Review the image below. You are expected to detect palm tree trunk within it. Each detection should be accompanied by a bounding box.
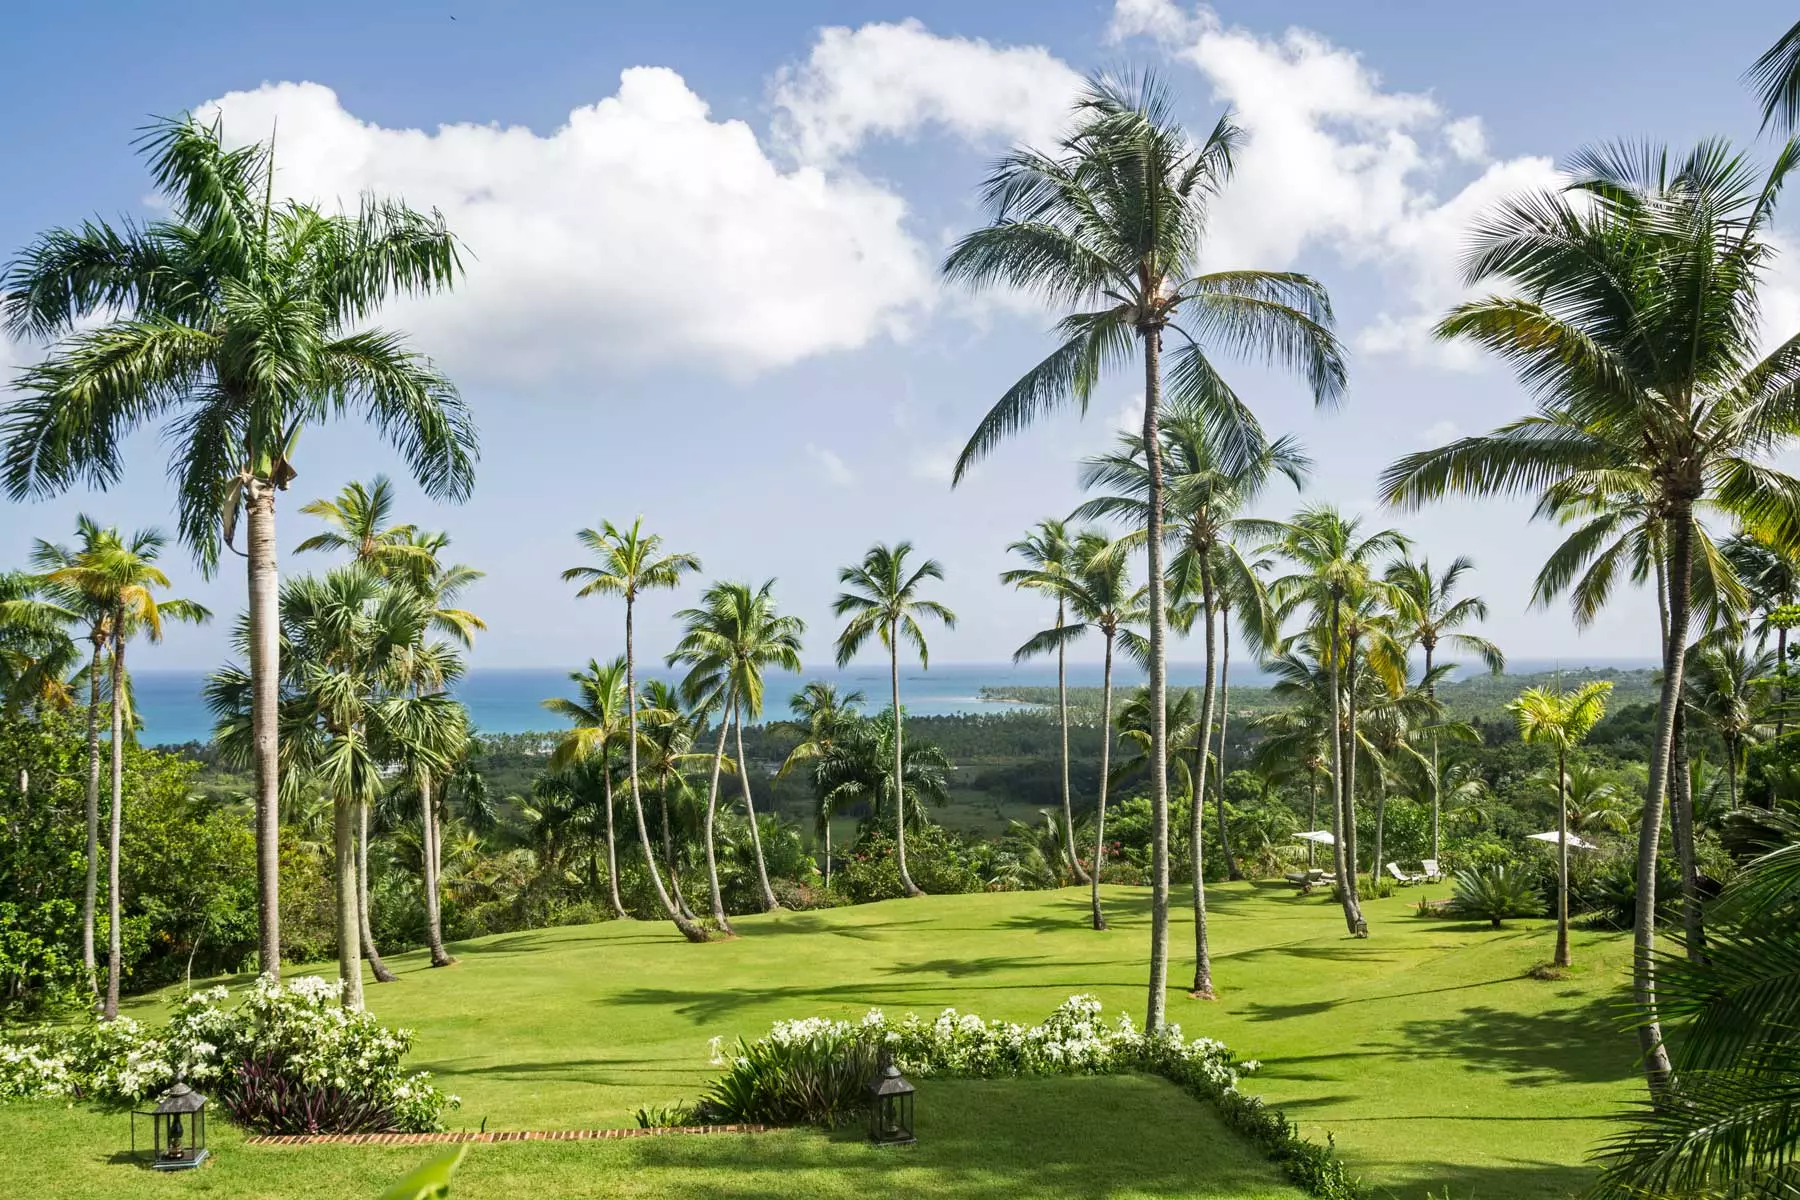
[334,792,363,1009]
[1091,633,1116,931]
[1329,593,1366,937]
[1671,710,1704,963]
[734,708,780,912]
[1191,564,1218,997]
[702,706,734,933]
[102,637,125,1021]
[1426,642,1441,863]
[624,596,709,943]
[83,639,103,998]
[357,798,397,984]
[421,773,453,967]
[600,767,627,920]
[1058,597,1087,885]
[1777,625,1789,743]
[246,480,283,979]
[824,821,832,891]
[1345,644,1364,886]
[891,631,922,897]
[1217,605,1240,881]
[1726,737,1740,811]
[1142,324,1173,1033]
[1634,508,1689,1095]
[1556,747,1571,968]
[662,783,696,920]
[1307,771,1318,869]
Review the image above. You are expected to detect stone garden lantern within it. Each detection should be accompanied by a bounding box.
[867,1058,915,1147]
[133,1081,210,1170]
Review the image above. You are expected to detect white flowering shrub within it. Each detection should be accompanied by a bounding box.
[0,977,456,1134]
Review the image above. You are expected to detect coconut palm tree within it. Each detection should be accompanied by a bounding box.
[1015,531,1146,932]
[295,477,429,574]
[1685,642,1774,812]
[544,657,633,920]
[1266,507,1409,936]
[563,519,705,942]
[1001,519,1087,884]
[670,579,806,917]
[942,71,1346,1031]
[834,542,956,898]
[46,527,208,1017]
[0,569,79,723]
[813,717,953,846]
[639,679,710,921]
[1750,18,1800,132]
[1379,140,1800,1089]
[1508,682,1612,968]
[776,682,866,889]
[1385,556,1505,861]
[1,117,474,979]
[1723,531,1800,738]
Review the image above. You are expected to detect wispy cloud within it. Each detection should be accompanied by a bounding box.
[804,441,856,486]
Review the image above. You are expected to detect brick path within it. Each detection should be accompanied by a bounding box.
[243,1124,775,1146]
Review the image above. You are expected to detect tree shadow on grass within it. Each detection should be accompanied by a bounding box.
[605,977,1068,1027]
[1374,1156,1600,1200]
[1391,990,1638,1085]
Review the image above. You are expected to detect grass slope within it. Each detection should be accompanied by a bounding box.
[0,884,1639,1199]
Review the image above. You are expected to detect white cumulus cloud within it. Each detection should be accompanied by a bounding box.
[770,19,1082,163]
[198,72,936,384]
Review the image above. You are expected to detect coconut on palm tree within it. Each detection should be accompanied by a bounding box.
[1001,519,1087,885]
[563,519,706,943]
[833,543,956,898]
[45,526,208,1017]
[942,72,1345,1029]
[1380,140,1800,1088]
[2,118,474,979]
[1385,556,1504,861]
[670,579,806,918]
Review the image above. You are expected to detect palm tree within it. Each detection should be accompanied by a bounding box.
[48,527,209,1017]
[1379,140,1800,1089]
[2,117,474,979]
[1015,531,1145,931]
[639,679,711,921]
[1750,19,1800,132]
[776,682,866,889]
[1001,519,1087,884]
[813,717,953,848]
[670,579,806,917]
[1267,507,1409,936]
[1685,642,1773,812]
[1385,556,1505,861]
[30,515,120,993]
[943,73,1345,1028]
[563,519,705,942]
[1723,531,1800,738]
[0,570,79,724]
[543,657,633,919]
[295,477,429,574]
[833,543,956,898]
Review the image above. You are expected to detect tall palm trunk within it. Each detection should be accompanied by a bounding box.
[734,708,779,912]
[102,636,125,1021]
[1345,643,1365,886]
[702,706,734,933]
[1307,770,1319,869]
[624,596,708,943]
[1725,736,1740,810]
[357,798,397,984]
[1329,593,1367,937]
[1777,625,1789,744]
[1555,745,1571,968]
[420,773,453,967]
[246,481,283,979]
[661,784,696,920]
[1142,325,1174,1033]
[1058,596,1087,885]
[1426,641,1441,862]
[600,766,627,920]
[1634,507,1689,1094]
[82,638,103,997]
[333,792,362,1008]
[1191,562,1218,998]
[1091,632,1116,931]
[1217,603,1240,881]
[1671,711,1704,963]
[891,628,923,897]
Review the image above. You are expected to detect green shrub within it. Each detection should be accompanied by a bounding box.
[1448,866,1546,927]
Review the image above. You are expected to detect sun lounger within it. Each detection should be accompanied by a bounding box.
[1284,868,1328,894]
[1385,862,1421,886]
[1421,858,1443,882]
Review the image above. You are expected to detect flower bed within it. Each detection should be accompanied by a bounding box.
[642,995,1358,1200]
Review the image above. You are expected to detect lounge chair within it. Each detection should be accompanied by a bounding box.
[1421,858,1443,882]
[1283,868,1328,894]
[1385,862,1421,886]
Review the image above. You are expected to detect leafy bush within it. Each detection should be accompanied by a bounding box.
[1448,866,1546,927]
[0,976,456,1133]
[835,827,984,903]
[654,996,1359,1200]
[1332,875,1396,903]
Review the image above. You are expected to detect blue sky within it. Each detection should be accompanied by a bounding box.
[1,1,1793,670]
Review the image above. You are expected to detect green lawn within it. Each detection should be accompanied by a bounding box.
[0,883,1641,1199]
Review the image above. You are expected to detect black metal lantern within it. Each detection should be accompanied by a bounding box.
[132,1081,209,1170]
[867,1058,915,1147]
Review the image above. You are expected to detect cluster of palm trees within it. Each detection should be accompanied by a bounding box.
[545,526,956,941]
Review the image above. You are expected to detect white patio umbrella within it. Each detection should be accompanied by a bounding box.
[1525,830,1594,850]
[1294,830,1337,846]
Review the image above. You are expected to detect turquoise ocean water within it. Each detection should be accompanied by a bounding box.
[128,658,1655,747]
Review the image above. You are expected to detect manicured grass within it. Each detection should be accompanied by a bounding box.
[0,883,1640,1198]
